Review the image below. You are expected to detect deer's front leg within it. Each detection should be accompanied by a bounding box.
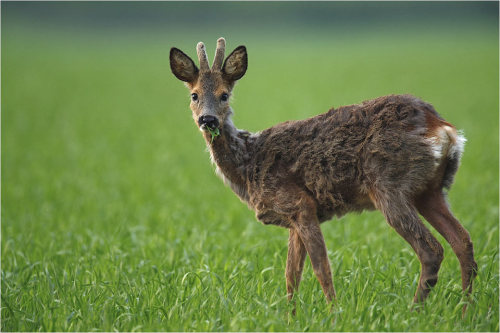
[296,221,336,303]
[286,228,307,301]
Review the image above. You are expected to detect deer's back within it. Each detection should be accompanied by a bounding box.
[246,94,444,225]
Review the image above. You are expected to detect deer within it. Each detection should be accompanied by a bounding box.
[169,37,477,312]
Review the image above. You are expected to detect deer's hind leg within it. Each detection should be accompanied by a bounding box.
[416,190,477,295]
[371,191,444,303]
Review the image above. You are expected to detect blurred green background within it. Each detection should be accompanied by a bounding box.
[2,2,498,331]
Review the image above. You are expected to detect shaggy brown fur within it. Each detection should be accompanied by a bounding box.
[169,38,477,310]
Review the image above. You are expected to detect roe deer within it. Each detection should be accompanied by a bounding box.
[169,38,477,310]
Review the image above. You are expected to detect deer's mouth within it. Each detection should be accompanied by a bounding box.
[199,123,218,131]
[201,124,221,140]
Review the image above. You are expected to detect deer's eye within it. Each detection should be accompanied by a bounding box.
[191,93,198,101]
[221,93,229,102]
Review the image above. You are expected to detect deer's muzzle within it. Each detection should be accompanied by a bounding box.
[198,115,220,131]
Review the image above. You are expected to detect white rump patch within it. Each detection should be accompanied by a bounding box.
[426,127,450,167]
[448,129,466,160]
[426,126,466,169]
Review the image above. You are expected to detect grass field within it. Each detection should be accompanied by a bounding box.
[2,3,499,332]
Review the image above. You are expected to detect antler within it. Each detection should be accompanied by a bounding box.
[211,37,226,71]
[196,42,210,71]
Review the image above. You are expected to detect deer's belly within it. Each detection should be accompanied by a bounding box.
[255,209,292,228]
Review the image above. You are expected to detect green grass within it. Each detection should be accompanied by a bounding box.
[2,17,499,332]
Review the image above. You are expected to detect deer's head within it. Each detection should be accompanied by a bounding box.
[170,38,247,134]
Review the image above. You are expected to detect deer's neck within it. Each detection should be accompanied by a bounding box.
[203,116,253,202]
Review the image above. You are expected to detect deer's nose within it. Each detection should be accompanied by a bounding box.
[198,115,220,129]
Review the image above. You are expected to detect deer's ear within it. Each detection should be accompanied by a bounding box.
[222,46,247,82]
[170,47,199,83]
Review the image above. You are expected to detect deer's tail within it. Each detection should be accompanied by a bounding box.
[441,126,466,190]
